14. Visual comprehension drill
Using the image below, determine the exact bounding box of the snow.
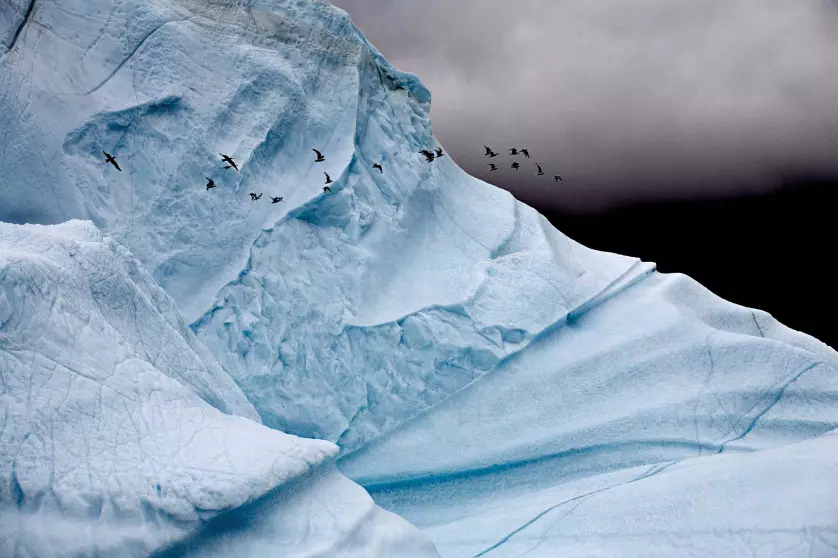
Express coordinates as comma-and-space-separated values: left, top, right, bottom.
2, 0, 838, 556
0, 220, 439, 557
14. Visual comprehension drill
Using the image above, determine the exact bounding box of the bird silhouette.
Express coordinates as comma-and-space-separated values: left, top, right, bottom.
509, 148, 519, 156
373, 162, 383, 173
206, 177, 216, 190
324, 172, 333, 184
488, 163, 498, 171
521, 149, 530, 158
323, 186, 332, 193
313, 149, 326, 162
435, 147, 444, 158
535, 163, 544, 176
220, 154, 239, 171
511, 161, 520, 170
553, 175, 563, 183
249, 192, 262, 201
271, 196, 283, 204
420, 149, 435, 162
103, 151, 121, 171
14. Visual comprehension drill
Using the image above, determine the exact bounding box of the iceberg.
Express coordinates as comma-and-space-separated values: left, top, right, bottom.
2, 0, 837, 555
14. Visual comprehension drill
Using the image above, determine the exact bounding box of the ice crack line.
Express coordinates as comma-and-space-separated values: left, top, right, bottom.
6, 0, 36, 52
471, 462, 678, 558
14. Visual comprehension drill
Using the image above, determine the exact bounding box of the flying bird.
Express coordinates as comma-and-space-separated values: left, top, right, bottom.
313, 149, 326, 162
271, 196, 283, 204
553, 175, 563, 183
511, 161, 520, 170
535, 163, 544, 176
521, 149, 530, 158
373, 162, 383, 173
509, 148, 519, 156
206, 177, 216, 190
420, 149, 435, 162
220, 154, 239, 171
484, 145, 494, 156
324, 172, 333, 185
488, 164, 498, 171
435, 147, 444, 158
249, 192, 262, 201
323, 186, 332, 193
103, 151, 121, 171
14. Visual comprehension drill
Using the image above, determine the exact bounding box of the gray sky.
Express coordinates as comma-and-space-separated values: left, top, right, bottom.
332, 0, 838, 211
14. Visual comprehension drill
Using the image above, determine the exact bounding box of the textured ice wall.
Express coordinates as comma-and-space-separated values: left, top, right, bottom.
0, 220, 440, 557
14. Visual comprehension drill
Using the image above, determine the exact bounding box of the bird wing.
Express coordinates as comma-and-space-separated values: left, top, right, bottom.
113, 160, 121, 171
313, 149, 323, 157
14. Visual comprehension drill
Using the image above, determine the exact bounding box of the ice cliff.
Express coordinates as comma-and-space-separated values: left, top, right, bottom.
2, 0, 838, 556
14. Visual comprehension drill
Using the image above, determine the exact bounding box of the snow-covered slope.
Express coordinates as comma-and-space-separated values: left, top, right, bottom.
2, 0, 838, 556
0, 220, 440, 557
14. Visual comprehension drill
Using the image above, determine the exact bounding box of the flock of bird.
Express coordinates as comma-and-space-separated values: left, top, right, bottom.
101, 145, 446, 202
483, 145, 563, 183
101, 142, 561, 206
103, 148, 344, 203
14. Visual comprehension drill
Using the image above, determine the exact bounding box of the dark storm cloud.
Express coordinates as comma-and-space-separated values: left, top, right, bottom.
332, 0, 838, 210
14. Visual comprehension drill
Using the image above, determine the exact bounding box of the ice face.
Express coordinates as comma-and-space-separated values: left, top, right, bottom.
0, 220, 440, 556
3, 0, 838, 556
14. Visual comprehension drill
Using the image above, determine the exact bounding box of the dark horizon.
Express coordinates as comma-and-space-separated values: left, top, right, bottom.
531, 173, 837, 349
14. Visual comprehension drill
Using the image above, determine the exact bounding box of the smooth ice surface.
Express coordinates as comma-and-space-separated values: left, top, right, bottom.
340, 271, 838, 556
0, 221, 439, 557
3, 0, 838, 556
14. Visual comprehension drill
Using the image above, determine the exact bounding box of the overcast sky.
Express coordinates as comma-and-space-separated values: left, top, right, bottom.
332, 0, 838, 211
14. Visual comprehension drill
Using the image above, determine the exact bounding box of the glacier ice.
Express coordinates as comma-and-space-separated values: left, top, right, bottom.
2, 0, 838, 556
0, 221, 439, 557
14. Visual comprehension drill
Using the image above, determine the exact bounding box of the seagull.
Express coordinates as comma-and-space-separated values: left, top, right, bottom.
488, 163, 498, 171
206, 177, 216, 190
104, 151, 121, 171
535, 163, 545, 176
271, 196, 283, 204
553, 175, 563, 183
435, 147, 444, 158
509, 148, 519, 156
220, 154, 239, 171
373, 162, 383, 173
511, 161, 520, 170
484, 145, 494, 156
249, 192, 262, 201
323, 186, 332, 193
313, 149, 326, 162
521, 149, 530, 158
324, 172, 333, 185
420, 149, 435, 162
